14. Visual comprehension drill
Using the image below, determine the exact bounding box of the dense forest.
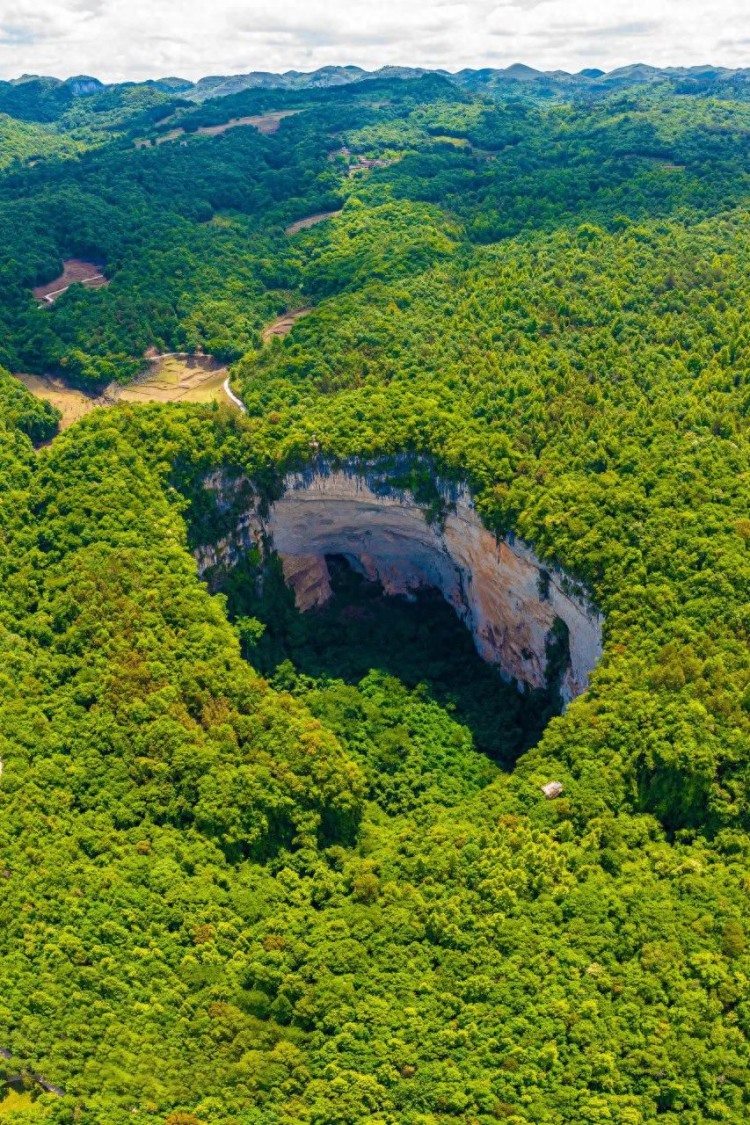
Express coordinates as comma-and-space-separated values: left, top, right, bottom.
0, 63, 749, 1124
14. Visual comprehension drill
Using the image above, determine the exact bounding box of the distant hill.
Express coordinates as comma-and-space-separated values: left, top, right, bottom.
181, 62, 750, 102
0, 74, 105, 121
189, 65, 437, 101
5, 62, 750, 116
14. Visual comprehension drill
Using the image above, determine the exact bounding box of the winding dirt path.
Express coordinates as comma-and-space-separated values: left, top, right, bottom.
261, 307, 312, 342
15, 306, 315, 429
222, 376, 247, 413
285, 210, 341, 236
33, 260, 108, 305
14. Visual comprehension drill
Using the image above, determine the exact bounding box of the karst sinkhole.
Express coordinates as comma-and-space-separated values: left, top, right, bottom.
193, 458, 604, 766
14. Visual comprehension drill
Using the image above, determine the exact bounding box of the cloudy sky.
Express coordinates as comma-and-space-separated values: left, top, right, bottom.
0, 0, 747, 83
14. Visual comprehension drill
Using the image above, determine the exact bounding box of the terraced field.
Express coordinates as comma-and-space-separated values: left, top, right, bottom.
117, 353, 229, 404
12, 354, 235, 430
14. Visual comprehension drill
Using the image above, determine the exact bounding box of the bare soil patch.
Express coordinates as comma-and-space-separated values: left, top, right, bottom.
14, 372, 112, 429
33, 259, 108, 305
285, 211, 342, 236
136, 110, 301, 148
156, 128, 185, 145
118, 353, 230, 405
198, 110, 301, 137
262, 308, 313, 342
347, 156, 398, 177
16, 355, 237, 431
15, 316, 315, 436
134, 128, 186, 147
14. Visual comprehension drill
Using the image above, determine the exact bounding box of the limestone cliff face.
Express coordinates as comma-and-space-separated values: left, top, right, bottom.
196, 461, 604, 703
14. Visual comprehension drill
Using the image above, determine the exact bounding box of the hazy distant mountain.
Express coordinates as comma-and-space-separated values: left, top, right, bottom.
146, 76, 194, 93
180, 62, 750, 102
188, 65, 437, 100
4, 62, 750, 119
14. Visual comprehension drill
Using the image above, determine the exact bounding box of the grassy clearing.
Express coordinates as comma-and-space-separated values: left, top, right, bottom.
13, 373, 109, 430
0, 1089, 37, 1117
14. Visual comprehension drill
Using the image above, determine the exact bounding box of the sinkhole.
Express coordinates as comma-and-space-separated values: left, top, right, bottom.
194, 459, 604, 765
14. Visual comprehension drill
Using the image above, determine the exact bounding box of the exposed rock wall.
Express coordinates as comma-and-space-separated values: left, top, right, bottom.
196, 461, 604, 703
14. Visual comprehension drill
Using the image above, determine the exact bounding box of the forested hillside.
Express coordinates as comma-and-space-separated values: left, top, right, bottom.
0, 66, 749, 1124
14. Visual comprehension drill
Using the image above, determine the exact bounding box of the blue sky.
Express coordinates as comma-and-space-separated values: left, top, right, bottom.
0, 0, 747, 82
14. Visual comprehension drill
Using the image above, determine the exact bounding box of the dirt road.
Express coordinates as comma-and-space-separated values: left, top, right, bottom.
33, 259, 108, 305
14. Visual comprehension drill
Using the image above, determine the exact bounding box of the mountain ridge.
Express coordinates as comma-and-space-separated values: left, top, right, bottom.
5, 61, 750, 103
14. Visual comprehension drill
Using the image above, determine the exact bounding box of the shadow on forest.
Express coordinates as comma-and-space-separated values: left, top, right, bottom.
223, 553, 562, 769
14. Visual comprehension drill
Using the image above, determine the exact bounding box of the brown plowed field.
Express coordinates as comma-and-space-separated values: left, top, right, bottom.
33, 259, 108, 304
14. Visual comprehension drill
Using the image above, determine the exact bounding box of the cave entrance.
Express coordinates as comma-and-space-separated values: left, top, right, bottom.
195, 460, 603, 766
218, 551, 565, 767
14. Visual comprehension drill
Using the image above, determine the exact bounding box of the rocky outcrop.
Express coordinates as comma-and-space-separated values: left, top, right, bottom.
196, 459, 604, 704
280, 553, 332, 609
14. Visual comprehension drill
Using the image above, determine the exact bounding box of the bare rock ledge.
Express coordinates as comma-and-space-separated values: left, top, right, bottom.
195, 461, 604, 704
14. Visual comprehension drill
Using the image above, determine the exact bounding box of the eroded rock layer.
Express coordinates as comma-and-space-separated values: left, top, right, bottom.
196, 461, 604, 703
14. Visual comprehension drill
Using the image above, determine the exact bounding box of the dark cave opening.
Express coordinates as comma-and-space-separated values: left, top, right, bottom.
217, 551, 567, 768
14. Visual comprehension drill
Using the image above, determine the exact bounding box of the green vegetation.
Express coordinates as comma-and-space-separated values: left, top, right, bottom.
214, 552, 544, 765
0, 68, 749, 1123
235, 206, 750, 832
0, 115, 83, 170
0, 366, 60, 443
0, 1089, 36, 1118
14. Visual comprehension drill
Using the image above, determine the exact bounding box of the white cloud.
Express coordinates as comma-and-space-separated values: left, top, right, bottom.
0, 0, 746, 82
